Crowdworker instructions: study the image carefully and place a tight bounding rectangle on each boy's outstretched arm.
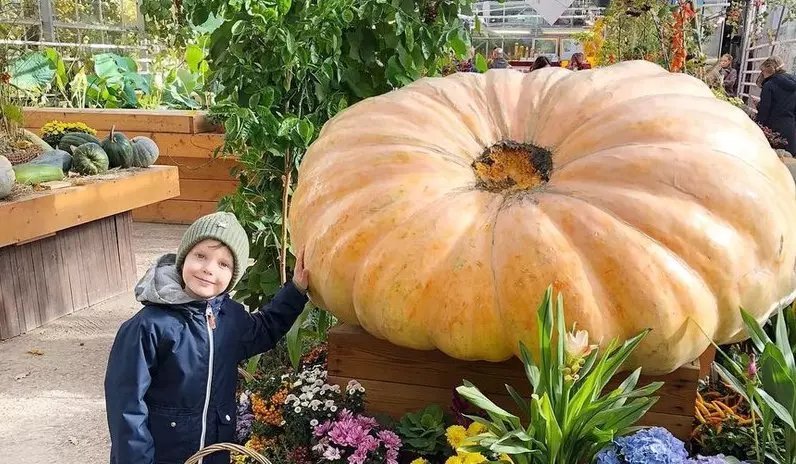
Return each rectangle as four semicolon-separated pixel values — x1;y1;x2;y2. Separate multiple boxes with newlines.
104;315;158;464
238;248;310;360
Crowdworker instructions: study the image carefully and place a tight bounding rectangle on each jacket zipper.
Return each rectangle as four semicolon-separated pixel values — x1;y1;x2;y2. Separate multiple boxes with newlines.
198;303;215;464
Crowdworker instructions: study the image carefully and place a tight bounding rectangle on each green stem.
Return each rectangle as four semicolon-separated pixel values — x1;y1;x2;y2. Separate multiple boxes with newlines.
748;385;762;463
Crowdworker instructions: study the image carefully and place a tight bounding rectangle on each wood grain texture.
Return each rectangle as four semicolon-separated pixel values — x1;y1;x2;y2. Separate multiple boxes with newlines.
132;199;219;224
0;166;179;247
22;108;221;134
327;324;701;441
0;212;137;340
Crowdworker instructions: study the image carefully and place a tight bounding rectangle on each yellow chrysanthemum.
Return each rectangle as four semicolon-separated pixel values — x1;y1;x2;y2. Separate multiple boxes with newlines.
410;459;429;464
467;422;487;436
463;453;487;464
446;425;468;448
445;457;463;464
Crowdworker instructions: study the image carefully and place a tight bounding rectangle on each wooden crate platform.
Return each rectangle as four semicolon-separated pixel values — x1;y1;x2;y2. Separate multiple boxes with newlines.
0;212;136;340
22;107;237;224
328;324;705;441
0;166;179;340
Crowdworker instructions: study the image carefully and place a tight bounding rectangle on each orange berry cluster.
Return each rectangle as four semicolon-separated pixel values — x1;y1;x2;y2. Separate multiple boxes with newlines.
251;387;289;426
246;434;277;453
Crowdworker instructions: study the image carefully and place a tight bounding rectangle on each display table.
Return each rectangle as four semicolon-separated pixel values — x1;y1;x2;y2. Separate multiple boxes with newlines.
328;323;706;441
0;166;179;340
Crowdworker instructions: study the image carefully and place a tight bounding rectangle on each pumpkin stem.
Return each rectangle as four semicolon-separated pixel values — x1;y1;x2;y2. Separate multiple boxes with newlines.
110;125;115;138
472;141;553;193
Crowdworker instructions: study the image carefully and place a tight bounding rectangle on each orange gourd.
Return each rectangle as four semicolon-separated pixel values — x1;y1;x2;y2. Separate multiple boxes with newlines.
288;60;796;374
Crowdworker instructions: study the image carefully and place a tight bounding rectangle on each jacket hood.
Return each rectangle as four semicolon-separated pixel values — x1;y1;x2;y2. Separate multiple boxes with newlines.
766;72;796;92
135;253;201;307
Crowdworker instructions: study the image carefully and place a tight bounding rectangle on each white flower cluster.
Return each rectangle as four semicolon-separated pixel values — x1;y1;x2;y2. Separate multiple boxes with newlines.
346;379;366;395
283;366;342;416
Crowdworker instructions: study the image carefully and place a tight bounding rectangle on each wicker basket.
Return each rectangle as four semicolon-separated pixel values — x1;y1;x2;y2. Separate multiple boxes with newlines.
184;443;272;464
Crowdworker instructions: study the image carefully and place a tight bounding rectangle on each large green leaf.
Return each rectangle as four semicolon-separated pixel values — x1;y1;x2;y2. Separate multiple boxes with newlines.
9;52;55;92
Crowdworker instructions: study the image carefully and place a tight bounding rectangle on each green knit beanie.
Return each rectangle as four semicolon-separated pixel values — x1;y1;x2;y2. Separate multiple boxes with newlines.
176;212;250;293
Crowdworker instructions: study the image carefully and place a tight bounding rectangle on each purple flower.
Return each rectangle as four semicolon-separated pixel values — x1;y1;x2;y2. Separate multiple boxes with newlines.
328;413;371;447
596;447;622;464
314;420;333;437
747;354;758;379
377;429;402;449
385;447;399;464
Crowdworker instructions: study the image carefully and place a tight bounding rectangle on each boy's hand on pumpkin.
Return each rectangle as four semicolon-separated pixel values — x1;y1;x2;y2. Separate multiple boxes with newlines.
292;247;310;294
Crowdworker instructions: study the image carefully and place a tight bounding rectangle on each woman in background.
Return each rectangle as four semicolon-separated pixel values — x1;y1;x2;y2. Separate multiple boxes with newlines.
756;56;796;155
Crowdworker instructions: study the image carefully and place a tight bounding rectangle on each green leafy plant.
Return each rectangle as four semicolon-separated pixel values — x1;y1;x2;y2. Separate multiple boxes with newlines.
396;404;450;458
455;285;662;464
195;0;476;333
710;305;796;464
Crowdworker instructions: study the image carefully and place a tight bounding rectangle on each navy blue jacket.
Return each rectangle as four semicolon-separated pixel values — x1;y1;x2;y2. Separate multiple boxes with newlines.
104;255;307;464
757;72;796;155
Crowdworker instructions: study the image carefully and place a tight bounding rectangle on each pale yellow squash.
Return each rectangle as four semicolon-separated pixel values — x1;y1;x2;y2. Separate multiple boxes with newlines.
288;60;796;374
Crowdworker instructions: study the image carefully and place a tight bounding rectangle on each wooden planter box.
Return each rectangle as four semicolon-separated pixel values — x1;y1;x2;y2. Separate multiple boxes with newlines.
0;166;179;340
22;107;237;224
328;324;706;441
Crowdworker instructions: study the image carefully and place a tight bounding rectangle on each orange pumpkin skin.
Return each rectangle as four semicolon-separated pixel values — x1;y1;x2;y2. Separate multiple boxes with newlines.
288;60;796;374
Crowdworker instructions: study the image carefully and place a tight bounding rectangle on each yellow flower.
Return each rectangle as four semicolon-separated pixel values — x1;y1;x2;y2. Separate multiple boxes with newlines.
446;425;468;448
467;421;487;436
445;457;463;464
463;453;487;464
410;459;429;464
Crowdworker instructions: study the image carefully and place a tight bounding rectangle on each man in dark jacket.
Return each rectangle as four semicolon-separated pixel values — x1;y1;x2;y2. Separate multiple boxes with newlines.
104;212;309;464
756;56;796;155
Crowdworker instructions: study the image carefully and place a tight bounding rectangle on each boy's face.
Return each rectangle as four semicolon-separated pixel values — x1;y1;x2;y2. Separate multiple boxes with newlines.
182;239;234;299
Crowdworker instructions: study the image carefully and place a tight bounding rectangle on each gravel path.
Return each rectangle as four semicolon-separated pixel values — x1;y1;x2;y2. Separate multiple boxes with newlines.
0;222;187;463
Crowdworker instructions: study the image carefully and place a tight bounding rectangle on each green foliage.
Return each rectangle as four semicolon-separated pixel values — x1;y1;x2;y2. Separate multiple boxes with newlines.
454;286;661;464
198;0;476;322
712;304;796;464
8;52;55;93
396;404;450;457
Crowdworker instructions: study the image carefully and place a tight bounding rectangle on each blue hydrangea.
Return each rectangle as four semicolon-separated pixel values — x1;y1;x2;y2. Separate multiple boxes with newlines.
594;428;746;464
614;427;689;463
596;447;622;464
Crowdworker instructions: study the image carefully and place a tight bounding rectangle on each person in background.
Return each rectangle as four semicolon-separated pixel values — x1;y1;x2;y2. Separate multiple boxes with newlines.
567;52;588;70
719;53;738;96
756;56;796;155
530;56;551;72
489;48;511;69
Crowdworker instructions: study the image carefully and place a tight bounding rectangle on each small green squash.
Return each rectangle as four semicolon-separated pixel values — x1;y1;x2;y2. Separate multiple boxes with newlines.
101;126;134;168
22;149;72;172
72;143;109;175
130;136;160;167
58;133;101;154
12;164;65;185
0;155;15;199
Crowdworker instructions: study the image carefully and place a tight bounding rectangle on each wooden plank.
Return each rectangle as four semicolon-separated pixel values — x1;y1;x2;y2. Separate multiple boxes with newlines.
115;212;137;288
100;216;123;292
11;245;41;331
58;225;89;311
22;108;197;133
28;240;52;326
177;179;238;202
132;200;219;224
38;234;72;321
79;219;110;306
0;246;22;339
327;376;695;441
156;156;239;181
327;324;700;417
0;166;180;247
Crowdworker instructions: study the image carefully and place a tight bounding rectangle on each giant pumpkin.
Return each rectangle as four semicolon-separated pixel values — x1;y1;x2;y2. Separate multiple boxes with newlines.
288;60;796;374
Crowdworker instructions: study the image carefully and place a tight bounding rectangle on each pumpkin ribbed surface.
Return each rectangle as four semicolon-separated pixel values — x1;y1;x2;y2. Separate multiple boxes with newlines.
288;60;796;374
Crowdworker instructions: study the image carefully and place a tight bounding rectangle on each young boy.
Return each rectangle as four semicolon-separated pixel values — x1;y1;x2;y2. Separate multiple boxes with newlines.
104;212;309;464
